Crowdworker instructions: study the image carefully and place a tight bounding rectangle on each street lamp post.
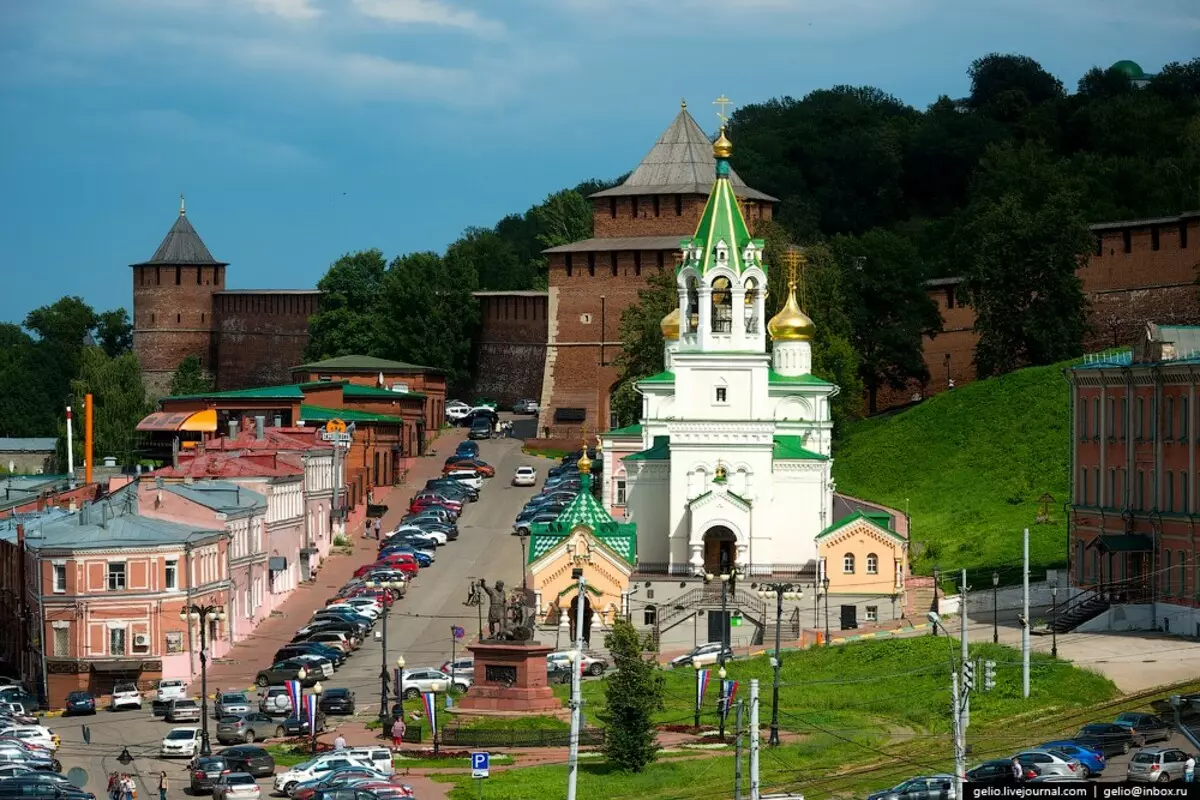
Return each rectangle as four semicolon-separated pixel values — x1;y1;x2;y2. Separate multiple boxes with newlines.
691;658;702;729
309;682;323;754
992;571;1000;644
1050;582;1059;658
367;580;402;725
757;583;802;746
395;655;406;724
931;567;940;636
178;603;226;756
821;576;831;646
717;665;728;741
517;531;529;591
430;681;444;755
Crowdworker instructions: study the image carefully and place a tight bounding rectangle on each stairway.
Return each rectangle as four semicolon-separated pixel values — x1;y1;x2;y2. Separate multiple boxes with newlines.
1047;593;1111;633
908;587;935;618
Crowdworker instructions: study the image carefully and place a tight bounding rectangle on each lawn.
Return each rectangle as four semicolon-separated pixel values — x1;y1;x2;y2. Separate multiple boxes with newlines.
833;360;1072;583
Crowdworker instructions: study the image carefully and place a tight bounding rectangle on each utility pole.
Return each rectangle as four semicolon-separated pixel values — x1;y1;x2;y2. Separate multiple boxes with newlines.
959;569;970;732
566;568;586;800
952;671;964;800
749;679;760;800
734;699;744;800
1022;528;1030;698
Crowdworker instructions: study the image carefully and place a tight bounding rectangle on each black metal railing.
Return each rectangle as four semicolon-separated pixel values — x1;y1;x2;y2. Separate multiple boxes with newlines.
712;317;733;333
632;563;815;578
440;727;604;748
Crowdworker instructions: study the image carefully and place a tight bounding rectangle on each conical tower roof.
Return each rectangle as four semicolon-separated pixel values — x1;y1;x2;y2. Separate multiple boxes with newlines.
591;104;776;202
679;127;765;276
131;201;227;267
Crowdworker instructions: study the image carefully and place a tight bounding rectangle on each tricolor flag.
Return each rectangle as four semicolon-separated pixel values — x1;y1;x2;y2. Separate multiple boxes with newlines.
306;694;319;731
719;679;739;719
695;669;711;706
285;680;303;715
421;691;438;733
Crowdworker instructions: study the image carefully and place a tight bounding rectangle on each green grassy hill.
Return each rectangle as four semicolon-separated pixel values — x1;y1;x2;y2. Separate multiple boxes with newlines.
833;361;1071;583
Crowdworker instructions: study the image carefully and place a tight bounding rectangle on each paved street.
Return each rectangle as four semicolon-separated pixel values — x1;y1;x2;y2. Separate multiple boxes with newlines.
44;426;551;800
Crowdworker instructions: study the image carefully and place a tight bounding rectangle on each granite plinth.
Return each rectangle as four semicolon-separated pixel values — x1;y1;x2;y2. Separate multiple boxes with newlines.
456;641;562;713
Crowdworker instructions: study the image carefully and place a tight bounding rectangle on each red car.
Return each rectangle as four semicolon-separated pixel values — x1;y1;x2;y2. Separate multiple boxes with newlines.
442;459;495;478
375;554;419;575
345;588;394;606
411;493;462;511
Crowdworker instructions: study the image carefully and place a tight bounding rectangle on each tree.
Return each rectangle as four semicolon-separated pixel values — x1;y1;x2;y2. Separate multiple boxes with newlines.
95;308;133;357
445;227;531;291
169;356;213;396
529;188;593;285
305;250;388;360
832;230;942;413
600;619;663;772
0;323;54;437
611;267;676;426
69;347;153;468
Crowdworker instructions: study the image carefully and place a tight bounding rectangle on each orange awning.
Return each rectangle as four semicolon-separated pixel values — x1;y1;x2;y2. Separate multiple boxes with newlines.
137;409;218;433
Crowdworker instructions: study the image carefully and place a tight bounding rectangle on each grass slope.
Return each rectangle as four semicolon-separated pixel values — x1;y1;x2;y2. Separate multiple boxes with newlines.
833;361;1071;582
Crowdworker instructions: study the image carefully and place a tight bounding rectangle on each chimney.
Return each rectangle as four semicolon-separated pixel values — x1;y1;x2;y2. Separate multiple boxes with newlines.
229;420;239;439
255;416;265;440
273;414;282;428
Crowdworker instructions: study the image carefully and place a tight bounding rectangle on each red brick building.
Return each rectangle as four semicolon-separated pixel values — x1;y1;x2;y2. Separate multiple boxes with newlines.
536;102;776;437
131;198;320;393
1067;323;1200;633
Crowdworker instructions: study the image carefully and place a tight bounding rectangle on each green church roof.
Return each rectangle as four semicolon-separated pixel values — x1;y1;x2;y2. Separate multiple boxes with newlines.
639;371;675;384
817;510;904;543
679;137;765;276
768;369;835;387
1111;59;1145;79
166;382;425;402
528;473;637;564
605;423;643;437
624;436;671;461
772;435;827;461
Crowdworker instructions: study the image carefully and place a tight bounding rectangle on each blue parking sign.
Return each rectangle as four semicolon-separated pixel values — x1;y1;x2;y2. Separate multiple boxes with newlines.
471;751;490;779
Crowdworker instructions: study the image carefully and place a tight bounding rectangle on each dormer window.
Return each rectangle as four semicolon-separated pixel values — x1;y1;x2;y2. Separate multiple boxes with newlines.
715;240;729;265
743;243;757;265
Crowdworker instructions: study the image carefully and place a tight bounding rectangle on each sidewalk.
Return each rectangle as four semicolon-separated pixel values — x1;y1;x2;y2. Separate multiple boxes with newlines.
205;428;465;693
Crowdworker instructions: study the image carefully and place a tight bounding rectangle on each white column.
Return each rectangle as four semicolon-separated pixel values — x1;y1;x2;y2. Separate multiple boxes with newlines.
698;287;712;350
731;287;746;350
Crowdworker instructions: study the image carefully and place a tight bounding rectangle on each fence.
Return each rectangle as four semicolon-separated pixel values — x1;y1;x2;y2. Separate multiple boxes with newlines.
403;726;604;748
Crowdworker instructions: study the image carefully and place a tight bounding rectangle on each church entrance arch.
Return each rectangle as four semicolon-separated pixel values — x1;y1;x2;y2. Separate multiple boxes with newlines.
568;593;594;648
703;526;736;575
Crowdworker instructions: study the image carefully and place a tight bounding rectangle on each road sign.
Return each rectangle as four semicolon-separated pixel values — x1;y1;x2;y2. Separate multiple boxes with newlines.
471;751;490;778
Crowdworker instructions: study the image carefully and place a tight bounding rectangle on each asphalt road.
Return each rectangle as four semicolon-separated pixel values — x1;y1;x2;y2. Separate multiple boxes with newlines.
44;432;548;799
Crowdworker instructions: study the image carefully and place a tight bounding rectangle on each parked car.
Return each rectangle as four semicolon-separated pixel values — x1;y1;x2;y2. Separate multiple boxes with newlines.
275;643;347;665
216;712;276;745
866;774;957;800
110;682;142;712
160;727;201;759
1037;740;1106;778
1015;749;1083;778
166;698;202;723
513;512;561;535
967;759;1042;784
548;651;607;677
212;772;261;800
188;755;231;793
259;687;293;716
398;669;470;698
0;745;59;773
1075;722;1139;756
1114;712;1172;744
512;399;539;414
445;403;470;423
468;418;492;440
63;692;96;716
278;713;327;738
668;642;735;669
512;467;537;487
216;745;276;778
454;440;479;458
445;470;483;491
318;689;355;716
1127;746;1193;783
443;459;495;478
0;727;58;752
256;659;319;687
215;692;252;718
274;754;375;796
439;658;474;680
157;679;189;702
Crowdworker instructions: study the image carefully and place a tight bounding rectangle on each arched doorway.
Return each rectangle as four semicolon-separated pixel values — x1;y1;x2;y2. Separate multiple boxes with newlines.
568;594;595;648
703;526;736;575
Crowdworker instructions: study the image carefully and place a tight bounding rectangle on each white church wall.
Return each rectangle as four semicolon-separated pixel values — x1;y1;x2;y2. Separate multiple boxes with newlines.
626;462;671;566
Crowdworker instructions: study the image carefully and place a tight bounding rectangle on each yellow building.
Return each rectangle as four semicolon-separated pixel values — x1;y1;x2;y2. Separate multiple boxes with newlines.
815;510;908;628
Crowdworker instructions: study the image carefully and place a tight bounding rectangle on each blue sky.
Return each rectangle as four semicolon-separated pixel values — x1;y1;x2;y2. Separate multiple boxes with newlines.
0;0;1196;324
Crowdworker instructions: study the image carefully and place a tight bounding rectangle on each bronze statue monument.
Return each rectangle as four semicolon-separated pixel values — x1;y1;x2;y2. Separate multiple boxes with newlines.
475;578;537;643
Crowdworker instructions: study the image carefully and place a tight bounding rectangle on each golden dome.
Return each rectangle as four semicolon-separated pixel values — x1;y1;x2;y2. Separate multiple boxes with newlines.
768;283;816;342
713;127;733;159
660;307;681;340
577;450;592;474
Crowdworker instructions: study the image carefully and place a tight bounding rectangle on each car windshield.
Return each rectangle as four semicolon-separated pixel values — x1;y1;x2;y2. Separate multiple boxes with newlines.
175;700;198;707
1080;725;1107;734
166;730;195;740
67;693;89;699
114;683;136;692
1114;714;1140;724
221;694;247;703
227;775;255;785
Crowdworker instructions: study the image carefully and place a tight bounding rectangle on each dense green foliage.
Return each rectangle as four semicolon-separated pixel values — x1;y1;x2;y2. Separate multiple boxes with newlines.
169;355;213;396
832;360;1073;582
67;347;153;468
600;620;664;772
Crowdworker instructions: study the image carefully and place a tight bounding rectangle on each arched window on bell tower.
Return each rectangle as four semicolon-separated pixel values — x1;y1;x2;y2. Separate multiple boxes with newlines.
744;278;759;334
685;276;699;333
711;277;732;333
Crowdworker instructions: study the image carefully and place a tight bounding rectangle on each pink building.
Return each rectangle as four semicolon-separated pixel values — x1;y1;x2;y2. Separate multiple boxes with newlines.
600;424;643;519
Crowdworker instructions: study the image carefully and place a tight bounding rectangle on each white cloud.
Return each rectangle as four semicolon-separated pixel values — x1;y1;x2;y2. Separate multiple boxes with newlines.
351;0;504;35
246;0;325;20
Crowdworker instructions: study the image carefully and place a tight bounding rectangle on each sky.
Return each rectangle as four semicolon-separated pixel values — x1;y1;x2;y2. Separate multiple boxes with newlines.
0;0;1196;325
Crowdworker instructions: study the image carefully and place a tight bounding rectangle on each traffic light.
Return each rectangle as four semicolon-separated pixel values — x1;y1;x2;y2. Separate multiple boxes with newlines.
962;661;975;692
983;660;997;692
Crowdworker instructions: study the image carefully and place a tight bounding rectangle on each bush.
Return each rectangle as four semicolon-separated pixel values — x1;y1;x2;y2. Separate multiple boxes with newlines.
600;620;664;772
333;535;350;547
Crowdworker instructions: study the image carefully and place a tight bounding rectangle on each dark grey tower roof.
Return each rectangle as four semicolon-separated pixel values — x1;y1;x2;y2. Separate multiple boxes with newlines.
131;201;227;267
590;105;777;202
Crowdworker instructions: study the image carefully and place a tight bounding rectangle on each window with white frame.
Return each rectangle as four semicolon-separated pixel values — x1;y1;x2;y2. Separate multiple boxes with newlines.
842;553;855;574
107;562;127;591
866;553;879;575
165;559;178;590
52;564;66;593
715;386;728;404
616;479;627;506
52;626;69;657
165;632;183;654
865;606;879;622
109;628;127;656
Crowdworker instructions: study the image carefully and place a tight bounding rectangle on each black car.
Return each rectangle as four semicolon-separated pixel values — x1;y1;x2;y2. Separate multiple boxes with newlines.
318;688;355;715
1075;723;1138;756
0;781;92;800
461;409;498;429
255;659;319;687
279;712;327;737
216;745;275;778
1114;712;1172;743
63;691;96;716
274;644;345;667
966;760;1042;784
188;756;230;793
468;418;492;439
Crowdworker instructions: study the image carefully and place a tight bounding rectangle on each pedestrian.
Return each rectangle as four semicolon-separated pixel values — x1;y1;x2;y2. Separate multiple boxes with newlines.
1010;756;1023;782
1186;753;1195;783
374;520;381;540
158;772;168;800
121;774;135;800
107;772;118;800
390;717;406;748
333;733;346;751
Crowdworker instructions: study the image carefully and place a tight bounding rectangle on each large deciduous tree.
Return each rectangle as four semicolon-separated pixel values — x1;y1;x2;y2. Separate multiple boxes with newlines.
832;230;942;413
95;308;133;358
169;355;214;397
611;267;676;426
305;249;388;360
445;227;531;291
68;347;153;468
600;620;663;772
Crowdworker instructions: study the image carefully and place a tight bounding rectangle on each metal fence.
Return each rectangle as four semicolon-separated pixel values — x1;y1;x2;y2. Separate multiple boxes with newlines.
403;726;604;748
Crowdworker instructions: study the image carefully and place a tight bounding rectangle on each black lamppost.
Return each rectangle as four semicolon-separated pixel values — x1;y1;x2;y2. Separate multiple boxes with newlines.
367;579;403;725
757;582;802;746
1050;582;1059;658
704;569;737;741
931;567;940;636
821;576;831;646
691;658;702;729
178;603;226;756
992;571;1000;644
517;531;529;591
395;655;406;725
309;682;323;754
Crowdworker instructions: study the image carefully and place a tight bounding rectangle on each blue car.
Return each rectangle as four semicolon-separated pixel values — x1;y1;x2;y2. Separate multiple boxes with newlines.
64;690;96;715
1039;740;1105;777
381;546;433;567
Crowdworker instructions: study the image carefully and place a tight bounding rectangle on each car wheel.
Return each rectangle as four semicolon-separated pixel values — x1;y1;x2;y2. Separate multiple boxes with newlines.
589;664;604;676
1079;766;1090;779
455;683;469;693
51;760;61;773
244;730;255;743
404;688;419;700
275;726;286;738
1157;774;1171;783
284;783;297;795
256;676;269;687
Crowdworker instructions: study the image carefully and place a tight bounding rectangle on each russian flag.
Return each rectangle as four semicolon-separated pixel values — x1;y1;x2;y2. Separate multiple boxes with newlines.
307;695;319;732
285;680;303;716
696;669;711;705
421;692;438;733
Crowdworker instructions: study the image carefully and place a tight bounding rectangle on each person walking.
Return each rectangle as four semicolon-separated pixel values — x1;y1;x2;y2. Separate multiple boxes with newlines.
121;774;135;800
373;520;381;540
1010;756;1023;782
107;772;119;800
158;772;168;800
390;717;406;749
1185;753;1195;783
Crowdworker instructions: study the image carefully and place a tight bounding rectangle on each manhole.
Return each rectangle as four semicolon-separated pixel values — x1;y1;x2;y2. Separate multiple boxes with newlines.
1143;660;1158;663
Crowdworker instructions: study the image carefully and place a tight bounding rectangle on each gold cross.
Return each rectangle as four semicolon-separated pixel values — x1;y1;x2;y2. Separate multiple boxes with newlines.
782;247;809;305
713;95;733;126
580;422;590;452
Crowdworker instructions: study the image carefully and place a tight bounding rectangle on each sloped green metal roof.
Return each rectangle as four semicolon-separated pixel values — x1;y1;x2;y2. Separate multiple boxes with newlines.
680;154;763;276
817;510;904;543
165;382;425;402
606;423;643;437
624;436;670;461
639;371;675;384
772;435;827;461
768;370;834;387
293;355;443;374
299;405;405;425
528;474;637;564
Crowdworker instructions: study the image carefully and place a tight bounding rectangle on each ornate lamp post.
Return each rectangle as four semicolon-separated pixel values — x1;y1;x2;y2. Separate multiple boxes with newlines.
1050;582;1059;658
179;603;226;756
757;583;802;746
395;655;406;724
992;571;1000;644
367;580;402;724
691;657;702;729
717;665;728;741
517;530;530;592
309;682;323;754
821;576;831;646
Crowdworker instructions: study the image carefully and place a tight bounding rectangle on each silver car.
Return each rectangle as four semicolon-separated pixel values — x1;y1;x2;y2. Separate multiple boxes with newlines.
1128;747;1193;783
215;712;276;744
166;698;202;723
1015;750;1083;779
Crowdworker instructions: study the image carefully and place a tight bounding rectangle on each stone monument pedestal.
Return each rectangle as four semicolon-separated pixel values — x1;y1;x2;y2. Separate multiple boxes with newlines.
456;641;562;713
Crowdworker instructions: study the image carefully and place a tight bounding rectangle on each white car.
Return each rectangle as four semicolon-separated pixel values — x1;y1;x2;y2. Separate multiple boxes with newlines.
446;470;482;491
445;403;470;422
160;727;200;758
392;525;447;545
326;602;380;621
340;597;384;614
399;668;471;697
512;466;537;487
0;725;58;751
212;773;261;800
273;753;373;795
548;650;608;677
110;681;143;711
290;654;334;679
156;679;188;702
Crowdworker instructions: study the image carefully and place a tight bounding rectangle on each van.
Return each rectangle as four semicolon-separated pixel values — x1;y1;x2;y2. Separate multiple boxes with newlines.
342;746;394;776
